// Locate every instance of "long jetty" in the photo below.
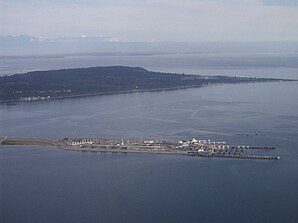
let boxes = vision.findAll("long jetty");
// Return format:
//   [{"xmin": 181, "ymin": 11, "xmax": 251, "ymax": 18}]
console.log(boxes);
[
  {"xmin": 0, "ymin": 136, "xmax": 280, "ymax": 161},
  {"xmin": 229, "ymin": 145, "xmax": 275, "ymax": 150},
  {"xmin": 192, "ymin": 152, "xmax": 279, "ymax": 160}
]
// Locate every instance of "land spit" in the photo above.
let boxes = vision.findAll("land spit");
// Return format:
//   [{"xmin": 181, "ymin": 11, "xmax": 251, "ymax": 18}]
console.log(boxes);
[{"xmin": 0, "ymin": 137, "xmax": 280, "ymax": 160}]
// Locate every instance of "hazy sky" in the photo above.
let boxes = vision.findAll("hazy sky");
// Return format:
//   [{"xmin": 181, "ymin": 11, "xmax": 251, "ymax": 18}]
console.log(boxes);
[{"xmin": 1, "ymin": 0, "xmax": 298, "ymax": 42}]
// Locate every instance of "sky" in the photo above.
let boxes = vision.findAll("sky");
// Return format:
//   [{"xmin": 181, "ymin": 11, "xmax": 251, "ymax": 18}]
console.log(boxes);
[{"xmin": 1, "ymin": 0, "xmax": 298, "ymax": 42}]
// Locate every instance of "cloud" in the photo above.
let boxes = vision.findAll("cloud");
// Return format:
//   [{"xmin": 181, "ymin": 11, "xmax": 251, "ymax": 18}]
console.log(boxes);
[{"xmin": 1, "ymin": 0, "xmax": 298, "ymax": 42}]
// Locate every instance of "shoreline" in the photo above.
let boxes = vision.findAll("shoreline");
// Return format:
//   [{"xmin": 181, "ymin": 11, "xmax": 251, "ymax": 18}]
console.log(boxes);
[
  {"xmin": 0, "ymin": 137, "xmax": 280, "ymax": 160},
  {"xmin": 0, "ymin": 84, "xmax": 205, "ymax": 104},
  {"xmin": 1, "ymin": 79, "xmax": 294, "ymax": 104}
]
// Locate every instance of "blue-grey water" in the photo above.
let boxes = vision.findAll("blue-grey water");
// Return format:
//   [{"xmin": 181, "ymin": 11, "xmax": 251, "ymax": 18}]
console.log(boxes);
[
  {"xmin": 1, "ymin": 51, "xmax": 298, "ymax": 79},
  {"xmin": 1, "ymin": 49, "xmax": 298, "ymax": 222},
  {"xmin": 1, "ymin": 79, "xmax": 298, "ymax": 222}
]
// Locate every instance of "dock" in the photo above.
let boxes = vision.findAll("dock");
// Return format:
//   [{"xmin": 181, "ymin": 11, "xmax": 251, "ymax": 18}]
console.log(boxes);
[
  {"xmin": 0, "ymin": 136, "xmax": 280, "ymax": 161},
  {"xmin": 191, "ymin": 152, "xmax": 279, "ymax": 160}
]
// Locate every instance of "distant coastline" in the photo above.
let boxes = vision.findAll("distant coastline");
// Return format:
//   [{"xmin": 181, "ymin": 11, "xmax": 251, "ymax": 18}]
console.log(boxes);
[{"xmin": 0, "ymin": 66, "xmax": 294, "ymax": 103}]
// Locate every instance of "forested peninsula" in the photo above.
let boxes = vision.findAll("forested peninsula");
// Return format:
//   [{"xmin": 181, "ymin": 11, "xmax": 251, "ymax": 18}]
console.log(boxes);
[{"xmin": 0, "ymin": 66, "xmax": 287, "ymax": 103}]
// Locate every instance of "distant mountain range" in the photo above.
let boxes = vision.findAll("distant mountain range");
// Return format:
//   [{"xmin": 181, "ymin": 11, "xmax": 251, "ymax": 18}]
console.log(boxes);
[{"xmin": 0, "ymin": 66, "xmax": 288, "ymax": 103}]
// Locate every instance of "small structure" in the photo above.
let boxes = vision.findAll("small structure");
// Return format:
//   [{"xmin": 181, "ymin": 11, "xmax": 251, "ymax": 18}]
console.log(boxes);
[{"xmin": 71, "ymin": 139, "xmax": 93, "ymax": 146}]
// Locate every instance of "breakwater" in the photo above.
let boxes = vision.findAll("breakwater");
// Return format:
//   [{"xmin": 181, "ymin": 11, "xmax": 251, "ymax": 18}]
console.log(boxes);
[
  {"xmin": 0, "ymin": 136, "xmax": 280, "ymax": 161},
  {"xmin": 192, "ymin": 152, "xmax": 279, "ymax": 160}
]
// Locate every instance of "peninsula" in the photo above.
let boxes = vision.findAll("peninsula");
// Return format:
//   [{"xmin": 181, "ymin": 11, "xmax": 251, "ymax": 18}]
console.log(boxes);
[
  {"xmin": 1, "ymin": 136, "xmax": 280, "ymax": 160},
  {"xmin": 0, "ymin": 66, "xmax": 290, "ymax": 103}
]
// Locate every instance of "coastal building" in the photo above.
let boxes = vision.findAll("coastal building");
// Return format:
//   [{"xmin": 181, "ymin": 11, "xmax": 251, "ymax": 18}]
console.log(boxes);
[{"xmin": 71, "ymin": 139, "xmax": 93, "ymax": 146}]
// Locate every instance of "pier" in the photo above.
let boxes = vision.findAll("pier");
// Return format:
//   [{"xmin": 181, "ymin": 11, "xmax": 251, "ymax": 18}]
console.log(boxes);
[
  {"xmin": 0, "ymin": 136, "xmax": 280, "ymax": 161},
  {"xmin": 191, "ymin": 152, "xmax": 279, "ymax": 160}
]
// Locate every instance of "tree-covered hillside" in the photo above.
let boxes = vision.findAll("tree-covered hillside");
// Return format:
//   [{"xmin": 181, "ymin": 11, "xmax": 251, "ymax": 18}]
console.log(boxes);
[{"xmin": 0, "ymin": 66, "xmax": 281, "ymax": 102}]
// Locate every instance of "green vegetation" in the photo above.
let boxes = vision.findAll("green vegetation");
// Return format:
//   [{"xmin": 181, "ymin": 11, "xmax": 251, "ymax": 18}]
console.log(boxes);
[{"xmin": 0, "ymin": 66, "xmax": 283, "ymax": 102}]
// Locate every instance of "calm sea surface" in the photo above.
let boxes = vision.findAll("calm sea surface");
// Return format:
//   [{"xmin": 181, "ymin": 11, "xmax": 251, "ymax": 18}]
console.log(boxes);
[
  {"xmin": 1, "ymin": 53, "xmax": 298, "ymax": 222},
  {"xmin": 1, "ymin": 51, "xmax": 298, "ymax": 79}
]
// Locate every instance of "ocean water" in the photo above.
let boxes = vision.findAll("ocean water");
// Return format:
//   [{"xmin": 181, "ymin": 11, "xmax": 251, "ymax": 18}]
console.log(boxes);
[
  {"xmin": 1, "ymin": 51, "xmax": 298, "ymax": 79},
  {"xmin": 1, "ymin": 80, "xmax": 298, "ymax": 223}
]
